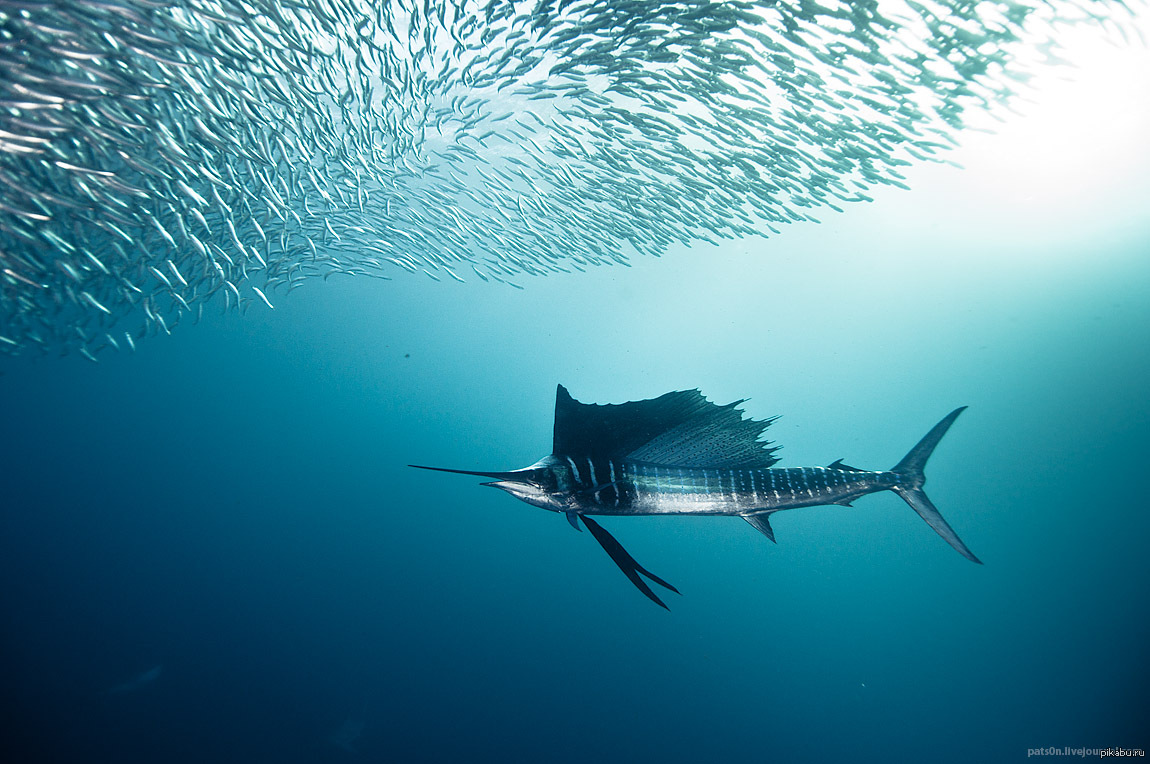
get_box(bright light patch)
[951,18,1150,215]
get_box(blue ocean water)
[3,37,1149,764]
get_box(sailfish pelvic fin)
[579,515,680,609]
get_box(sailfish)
[411,385,980,608]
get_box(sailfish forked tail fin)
[891,407,982,564]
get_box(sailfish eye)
[528,468,556,490]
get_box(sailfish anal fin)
[579,515,680,609]
[743,513,776,542]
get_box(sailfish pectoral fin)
[579,515,680,609]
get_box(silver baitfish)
[413,385,978,609]
[0,0,1140,358]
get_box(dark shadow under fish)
[412,385,979,608]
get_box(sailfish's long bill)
[411,385,980,609]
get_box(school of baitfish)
[0,0,1139,358]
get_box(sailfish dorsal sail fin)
[552,385,781,469]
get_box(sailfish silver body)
[413,385,980,608]
[535,458,900,516]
